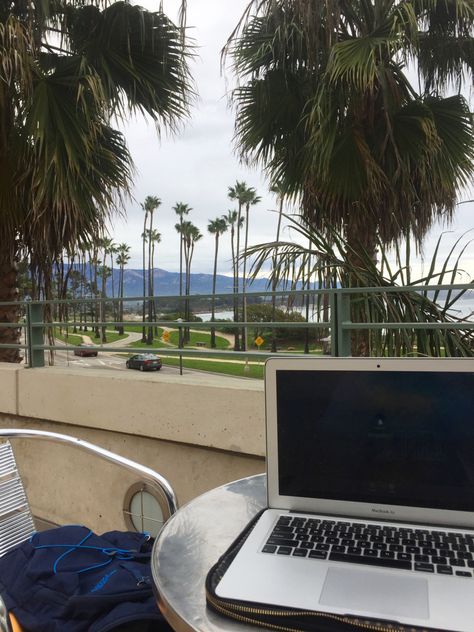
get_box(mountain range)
[107,267,275,297]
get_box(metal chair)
[0,428,178,632]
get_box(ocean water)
[198,295,474,322]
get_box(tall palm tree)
[224,209,243,350]
[241,187,261,351]
[140,195,161,342]
[77,241,88,332]
[173,202,192,316]
[147,198,161,344]
[89,237,102,339]
[0,1,192,362]
[107,241,118,326]
[99,237,114,343]
[227,0,474,355]
[149,228,161,340]
[208,217,228,348]
[116,243,131,335]
[269,182,285,352]
[178,221,202,343]
[227,181,249,292]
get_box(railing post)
[335,292,351,357]
[25,300,45,368]
[176,318,183,376]
[330,293,337,357]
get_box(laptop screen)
[276,370,474,512]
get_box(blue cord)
[52,529,93,574]
[31,530,136,574]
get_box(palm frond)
[246,214,474,357]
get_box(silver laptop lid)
[265,357,474,528]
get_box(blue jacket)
[0,525,171,631]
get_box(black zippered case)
[205,511,444,632]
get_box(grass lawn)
[167,329,230,349]
[123,323,147,334]
[162,357,264,379]
[125,329,168,349]
[54,329,83,345]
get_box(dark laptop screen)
[276,370,474,512]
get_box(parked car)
[74,344,98,357]
[126,354,162,371]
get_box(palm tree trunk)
[179,219,183,315]
[304,239,311,354]
[230,224,240,351]
[147,216,154,344]
[241,205,250,351]
[92,248,100,338]
[43,262,55,366]
[80,253,85,331]
[110,251,116,330]
[184,245,191,344]
[271,196,284,352]
[101,256,107,344]
[0,253,21,363]
[142,213,148,342]
[118,262,124,335]
[345,217,378,357]
[235,203,243,351]
[211,233,219,349]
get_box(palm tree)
[147,198,161,344]
[224,209,243,350]
[0,1,192,362]
[98,237,115,343]
[227,0,474,355]
[107,241,118,326]
[178,221,202,343]
[269,182,285,352]
[241,187,261,350]
[208,217,228,348]
[149,228,161,340]
[140,196,161,342]
[173,202,192,317]
[89,237,102,339]
[116,243,131,335]
[247,213,474,357]
[228,181,249,291]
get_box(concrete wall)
[0,364,265,532]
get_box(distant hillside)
[107,267,275,297]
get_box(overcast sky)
[112,0,473,282]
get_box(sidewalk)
[78,331,142,347]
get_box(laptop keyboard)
[262,515,474,578]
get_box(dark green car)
[126,354,162,371]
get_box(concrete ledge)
[1,365,265,457]
[0,363,21,415]
[0,364,267,527]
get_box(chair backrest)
[0,442,35,558]
[0,429,178,538]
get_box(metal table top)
[151,474,268,632]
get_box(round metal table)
[152,474,268,631]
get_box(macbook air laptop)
[216,357,474,631]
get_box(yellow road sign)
[162,330,170,342]
[255,336,264,348]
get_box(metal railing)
[0,285,473,369]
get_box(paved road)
[52,330,184,374]
[54,349,184,374]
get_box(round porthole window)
[123,483,166,537]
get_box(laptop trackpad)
[319,567,429,620]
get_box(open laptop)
[216,357,474,631]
